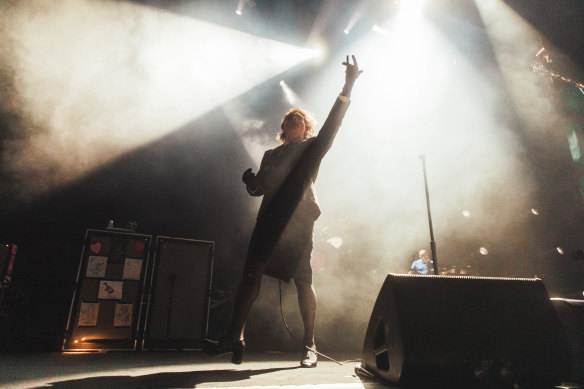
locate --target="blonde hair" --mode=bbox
[277,108,316,144]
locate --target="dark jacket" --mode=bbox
[247,96,351,224]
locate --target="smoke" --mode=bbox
[245,7,566,350]
[475,0,565,136]
[1,0,150,199]
[299,31,530,279]
[222,99,276,169]
[249,2,583,352]
[0,0,317,203]
[234,1,581,351]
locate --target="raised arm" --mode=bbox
[341,55,362,99]
[255,56,363,223]
[312,55,362,156]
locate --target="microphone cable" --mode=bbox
[278,279,360,366]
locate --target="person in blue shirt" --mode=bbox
[410,249,434,275]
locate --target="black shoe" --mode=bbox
[203,337,246,364]
[300,345,317,368]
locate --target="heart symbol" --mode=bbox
[134,241,145,253]
[90,242,102,254]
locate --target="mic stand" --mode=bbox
[419,155,439,275]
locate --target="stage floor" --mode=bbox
[0,350,392,388]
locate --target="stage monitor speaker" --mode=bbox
[551,298,584,384]
[358,274,571,388]
[142,236,213,350]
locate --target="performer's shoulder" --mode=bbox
[262,145,281,160]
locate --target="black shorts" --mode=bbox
[246,215,314,283]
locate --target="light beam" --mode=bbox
[0,0,318,200]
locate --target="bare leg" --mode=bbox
[227,261,266,341]
[294,279,316,347]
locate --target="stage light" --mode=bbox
[480,247,488,255]
[279,80,298,105]
[343,4,365,36]
[371,24,392,40]
[531,208,539,215]
[303,0,539,276]
[235,0,245,15]
[556,247,565,255]
[397,0,426,16]
[309,45,324,61]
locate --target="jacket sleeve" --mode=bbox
[246,150,271,196]
[310,96,351,161]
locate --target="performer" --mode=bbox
[410,249,434,275]
[205,55,362,367]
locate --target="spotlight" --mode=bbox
[236,0,245,15]
[556,247,565,255]
[479,247,488,255]
[462,210,471,217]
[398,0,426,14]
[535,47,552,64]
[371,24,392,41]
[279,80,297,105]
[303,37,326,65]
[531,208,539,215]
[343,6,364,36]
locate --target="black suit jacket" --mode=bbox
[243,95,352,270]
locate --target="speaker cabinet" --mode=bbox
[358,274,570,388]
[142,236,213,350]
[63,230,151,351]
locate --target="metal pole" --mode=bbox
[419,155,438,275]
